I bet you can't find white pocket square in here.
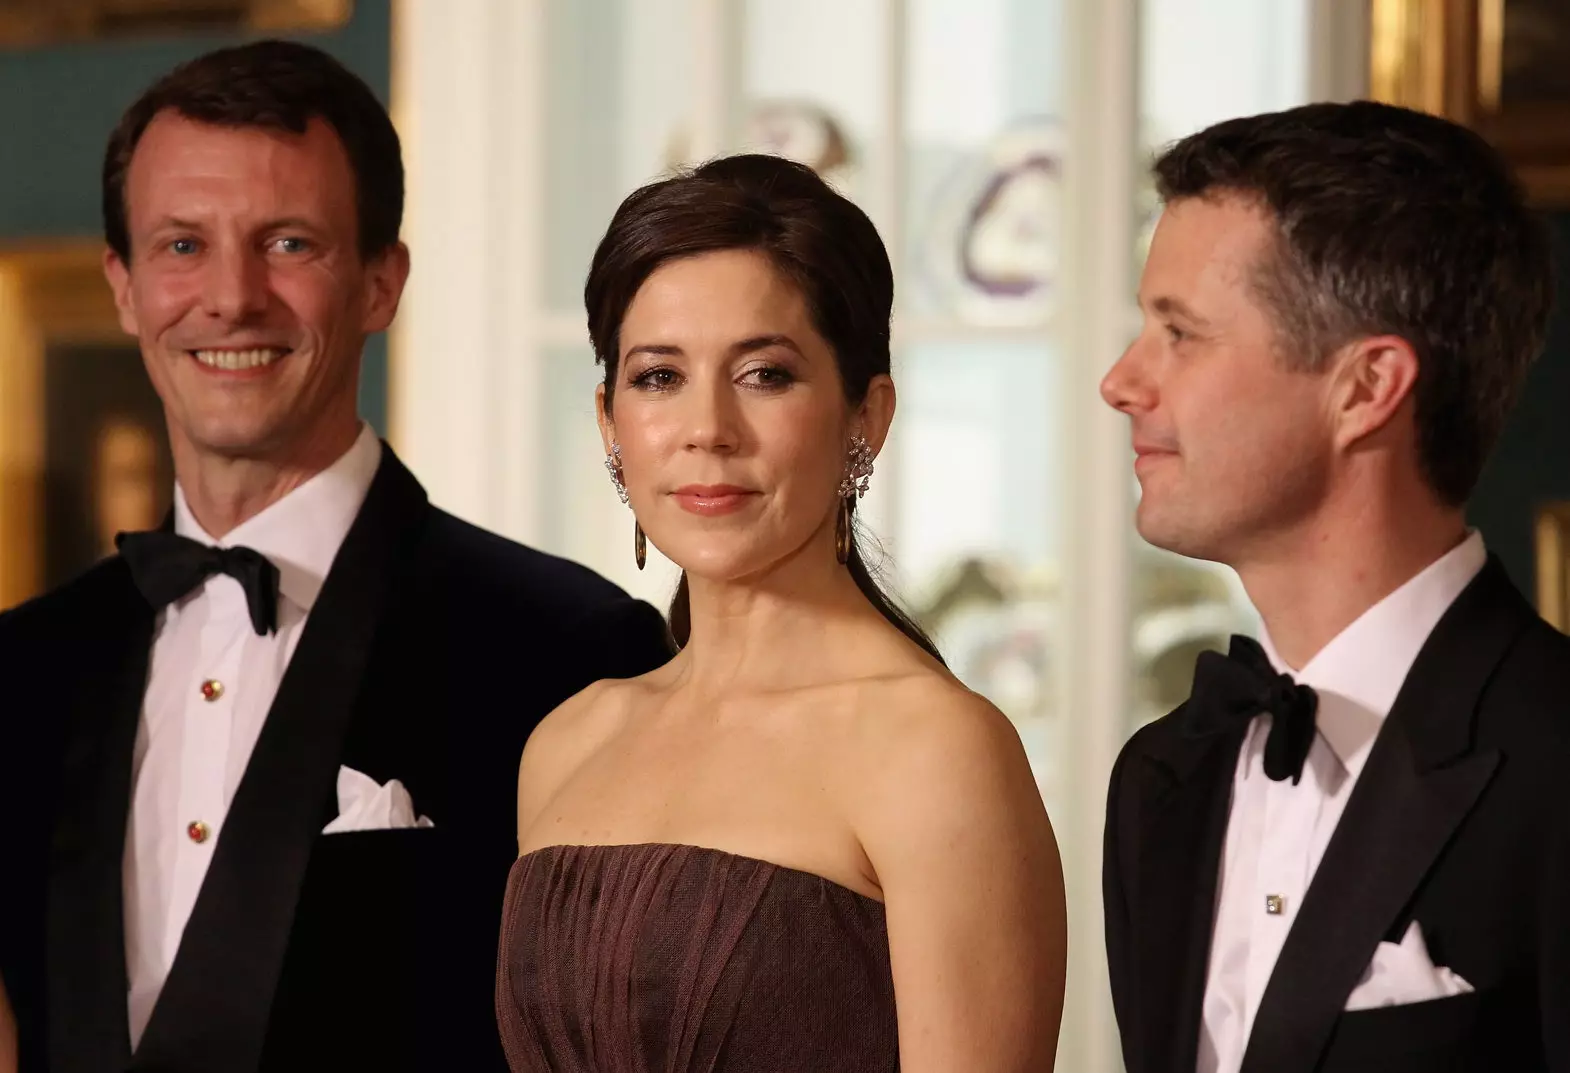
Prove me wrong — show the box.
[320,766,434,835]
[1345,920,1473,1011]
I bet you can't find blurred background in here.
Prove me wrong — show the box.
[1,0,1567,1067]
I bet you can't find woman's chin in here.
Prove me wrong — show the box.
[657,539,797,585]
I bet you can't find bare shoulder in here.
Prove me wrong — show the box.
[515,676,648,837]
[847,665,1067,1065]
[523,678,629,761]
[844,666,1059,869]
[850,670,1037,789]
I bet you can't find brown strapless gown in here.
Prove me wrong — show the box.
[496,842,899,1072]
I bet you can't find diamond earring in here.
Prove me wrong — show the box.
[837,434,874,500]
[604,442,629,505]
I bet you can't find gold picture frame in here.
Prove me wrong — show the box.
[0,0,352,47]
[1536,501,1570,632]
[0,242,170,608]
[1371,0,1570,206]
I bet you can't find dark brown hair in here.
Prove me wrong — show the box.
[1154,100,1554,506]
[586,154,942,662]
[103,38,403,261]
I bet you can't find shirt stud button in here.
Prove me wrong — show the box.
[1265,894,1285,915]
[200,679,224,702]
[187,821,210,844]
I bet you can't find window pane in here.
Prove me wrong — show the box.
[1135,0,1310,276]
[543,0,692,312]
[904,0,1063,325]
[889,339,1062,801]
[1139,0,1308,145]
[741,0,889,212]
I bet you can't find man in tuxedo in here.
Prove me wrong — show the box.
[0,40,673,1073]
[1100,101,1568,1073]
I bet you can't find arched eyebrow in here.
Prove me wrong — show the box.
[623,334,806,362]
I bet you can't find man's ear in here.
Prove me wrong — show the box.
[103,246,140,337]
[361,241,411,334]
[1329,334,1419,451]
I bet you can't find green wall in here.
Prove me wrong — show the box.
[0,0,392,430]
[1470,211,1570,599]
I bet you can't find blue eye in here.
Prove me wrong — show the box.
[273,237,309,254]
[170,238,198,255]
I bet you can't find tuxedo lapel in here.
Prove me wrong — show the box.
[1133,717,1247,1073]
[45,563,154,1073]
[130,449,430,1073]
[1240,559,1529,1073]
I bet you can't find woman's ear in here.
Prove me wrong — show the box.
[595,382,614,455]
[858,374,897,455]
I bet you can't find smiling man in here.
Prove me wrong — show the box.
[104,107,384,525]
[0,40,672,1073]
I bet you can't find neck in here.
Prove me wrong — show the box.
[1232,480,1467,670]
[672,528,890,696]
[173,418,361,538]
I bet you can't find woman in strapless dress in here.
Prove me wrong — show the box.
[497,154,1067,1072]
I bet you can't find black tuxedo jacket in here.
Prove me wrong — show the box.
[1104,558,1570,1073]
[0,446,674,1073]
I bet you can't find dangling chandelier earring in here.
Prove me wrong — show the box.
[604,442,629,505]
[604,442,647,570]
[836,434,875,566]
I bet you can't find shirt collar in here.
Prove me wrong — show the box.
[1257,531,1487,778]
[173,425,383,612]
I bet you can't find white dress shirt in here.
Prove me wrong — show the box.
[123,426,381,1047]
[1196,531,1487,1073]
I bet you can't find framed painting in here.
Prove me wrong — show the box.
[0,242,172,608]
[0,0,351,47]
[1371,0,1570,205]
[1536,501,1570,633]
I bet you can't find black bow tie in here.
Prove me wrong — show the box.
[116,530,280,636]
[1185,634,1319,784]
